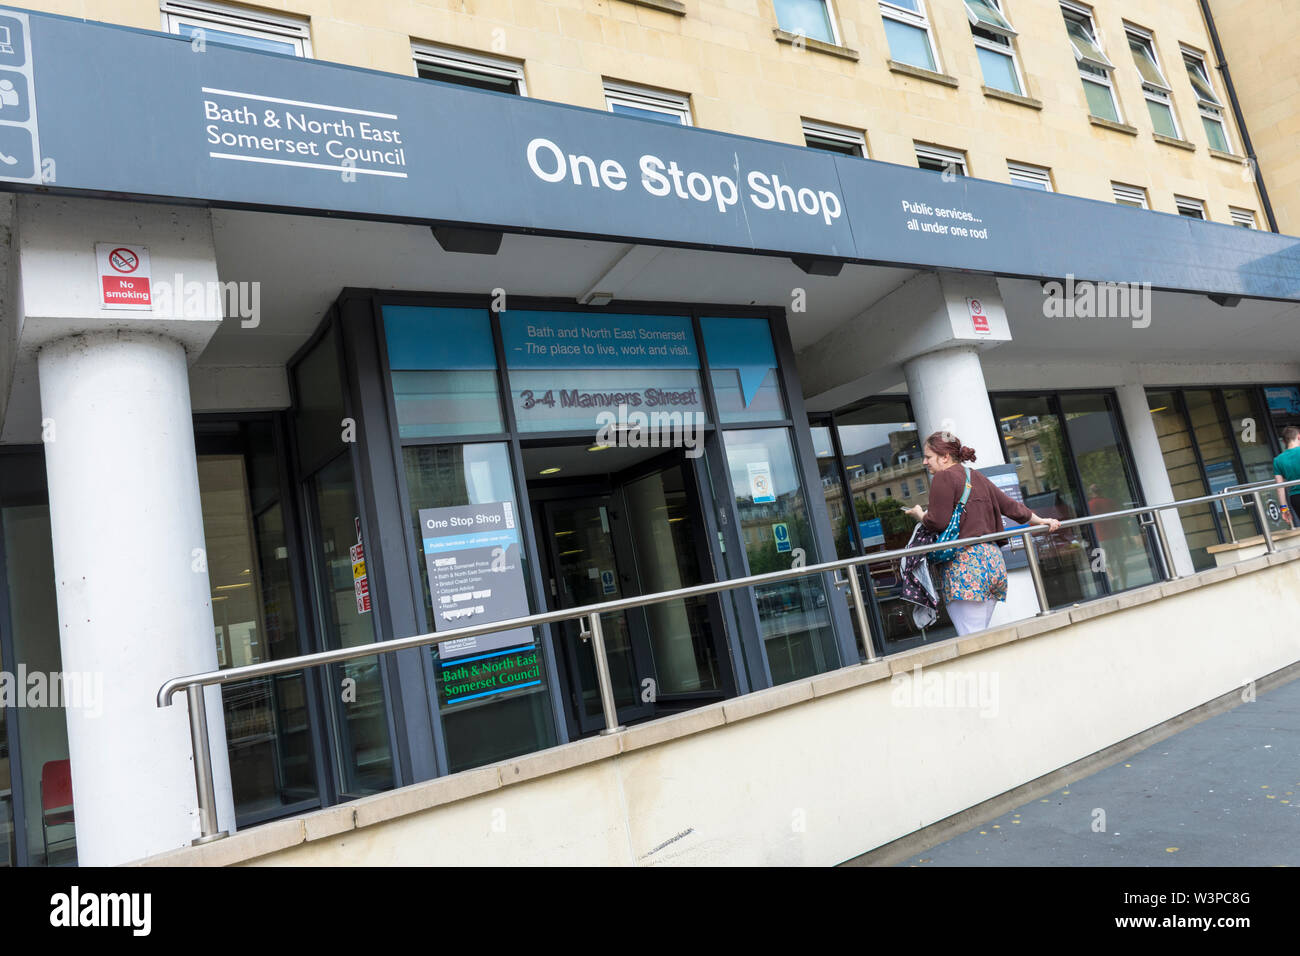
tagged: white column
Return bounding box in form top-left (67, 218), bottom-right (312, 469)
top-left (38, 330), bottom-right (234, 866)
top-left (902, 345), bottom-right (1039, 626)
top-left (1115, 383), bottom-right (1196, 577)
top-left (903, 345), bottom-right (1005, 466)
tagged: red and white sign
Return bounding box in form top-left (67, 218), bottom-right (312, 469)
top-left (968, 297), bottom-right (991, 336)
top-left (96, 243), bottom-right (152, 310)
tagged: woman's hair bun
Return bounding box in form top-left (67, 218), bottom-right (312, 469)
top-left (958, 445), bottom-right (977, 462)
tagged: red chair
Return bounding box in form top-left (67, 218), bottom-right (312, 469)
top-left (40, 760), bottom-right (75, 863)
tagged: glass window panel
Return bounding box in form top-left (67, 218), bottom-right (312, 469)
top-left (1147, 392), bottom-right (1217, 570)
top-left (417, 63), bottom-right (519, 94)
top-left (1184, 390), bottom-right (1259, 543)
top-left (1185, 57), bottom-right (1221, 105)
top-left (1082, 78), bottom-right (1119, 122)
top-left (977, 45), bottom-right (1021, 93)
top-left (401, 443), bottom-right (557, 772)
top-left (965, 0), bottom-right (1013, 32)
top-left (883, 18), bottom-right (936, 71)
top-left (292, 323), bottom-right (345, 472)
top-left (994, 397), bottom-right (1105, 607)
top-left (609, 102), bottom-right (685, 124)
top-left (1059, 393), bottom-right (1160, 592)
top-left (701, 316), bottom-right (786, 423)
top-left (383, 306), bottom-right (503, 438)
top-left (307, 455), bottom-right (394, 796)
top-left (175, 21), bottom-right (300, 55)
top-left (2, 472), bottom-right (76, 865)
top-left (502, 311), bottom-right (705, 433)
top-left (723, 428), bottom-right (837, 683)
top-left (1147, 99), bottom-right (1178, 138)
top-left (1224, 389), bottom-right (1288, 534)
top-left (1064, 17), bottom-right (1110, 67)
top-left (774, 0), bottom-right (836, 44)
top-left (196, 426), bottom-right (319, 821)
top-left (1202, 115), bottom-right (1229, 152)
top-left (1128, 37), bottom-right (1167, 88)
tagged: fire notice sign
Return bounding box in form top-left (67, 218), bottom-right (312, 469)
top-left (418, 501), bottom-right (542, 709)
top-left (96, 242), bottom-right (152, 310)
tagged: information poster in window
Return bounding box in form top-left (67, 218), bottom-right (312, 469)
top-left (980, 463), bottom-right (1029, 570)
top-left (418, 501), bottom-right (542, 709)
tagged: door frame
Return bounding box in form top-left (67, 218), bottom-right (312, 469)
top-left (526, 443), bottom-right (734, 737)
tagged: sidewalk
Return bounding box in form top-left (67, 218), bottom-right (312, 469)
top-left (900, 674), bottom-right (1300, 866)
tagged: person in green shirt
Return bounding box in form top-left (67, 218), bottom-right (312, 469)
top-left (1273, 426), bottom-right (1300, 527)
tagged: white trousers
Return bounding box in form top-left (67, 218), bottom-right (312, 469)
top-left (946, 598), bottom-right (998, 636)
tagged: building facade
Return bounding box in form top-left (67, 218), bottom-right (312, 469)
top-left (0, 0), bottom-right (1295, 866)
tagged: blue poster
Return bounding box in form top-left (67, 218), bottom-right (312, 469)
top-left (772, 522), bottom-right (791, 553)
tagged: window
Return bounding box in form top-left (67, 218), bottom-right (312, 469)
top-left (873, 463), bottom-right (883, 472)
top-left (1175, 195), bottom-right (1206, 220)
top-left (604, 82), bottom-right (692, 126)
top-left (880, 0), bottom-right (940, 73)
top-left (1184, 50), bottom-right (1231, 152)
top-left (1230, 207), bottom-right (1257, 229)
top-left (161, 0), bottom-right (311, 56)
top-left (965, 0), bottom-right (1023, 95)
top-left (885, 487), bottom-right (893, 497)
top-left (1008, 161), bottom-right (1052, 191)
top-left (414, 44), bottom-right (525, 95)
top-left (803, 120), bottom-right (867, 157)
top-left (915, 478), bottom-right (926, 494)
top-left (1112, 182), bottom-right (1149, 208)
top-left (774, 0), bottom-right (839, 46)
top-left (915, 143), bottom-right (967, 176)
top-left (902, 483), bottom-right (911, 498)
top-left (1126, 27), bottom-right (1179, 139)
top-left (1061, 3), bottom-right (1120, 123)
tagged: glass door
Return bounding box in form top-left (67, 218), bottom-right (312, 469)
top-left (543, 494), bottom-right (654, 733)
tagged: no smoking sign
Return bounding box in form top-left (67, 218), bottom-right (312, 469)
top-left (95, 242), bottom-right (152, 310)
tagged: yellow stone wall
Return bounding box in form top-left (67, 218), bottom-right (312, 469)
top-left (30, 0), bottom-right (1271, 225)
top-left (1206, 0), bottom-right (1300, 233)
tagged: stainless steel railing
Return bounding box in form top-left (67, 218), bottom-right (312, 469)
top-left (158, 476), bottom-right (1300, 844)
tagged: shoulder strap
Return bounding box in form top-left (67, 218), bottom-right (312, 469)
top-left (957, 465), bottom-right (972, 506)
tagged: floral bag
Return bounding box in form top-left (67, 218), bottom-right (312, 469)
top-left (927, 466), bottom-right (972, 564)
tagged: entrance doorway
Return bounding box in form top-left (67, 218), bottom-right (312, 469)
top-left (524, 442), bottom-right (733, 736)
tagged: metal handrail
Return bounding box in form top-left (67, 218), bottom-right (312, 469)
top-left (159, 475), bottom-right (1300, 844)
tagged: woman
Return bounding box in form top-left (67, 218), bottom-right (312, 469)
top-left (902, 431), bottom-right (1061, 636)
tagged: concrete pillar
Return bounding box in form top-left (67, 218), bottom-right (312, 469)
top-left (13, 196), bottom-right (231, 865)
top-left (903, 345), bottom-right (1005, 461)
top-left (1115, 383), bottom-right (1197, 577)
top-left (901, 344), bottom-right (1038, 626)
top-left (37, 331), bottom-right (234, 865)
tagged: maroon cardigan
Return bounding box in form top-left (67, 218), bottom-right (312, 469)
top-left (921, 465), bottom-right (1032, 538)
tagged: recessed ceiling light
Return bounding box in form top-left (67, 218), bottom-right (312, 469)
top-left (540, 467), bottom-right (561, 475)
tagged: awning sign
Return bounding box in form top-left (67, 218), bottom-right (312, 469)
top-left (96, 242), bottom-right (151, 310)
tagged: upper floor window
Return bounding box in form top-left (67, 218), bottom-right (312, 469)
top-left (1126, 27), bottom-right (1179, 139)
top-left (161, 0), bottom-right (311, 56)
top-left (1230, 207), bottom-right (1257, 229)
top-left (1183, 49), bottom-right (1232, 153)
top-left (604, 82), bottom-right (692, 126)
top-left (1061, 3), bottom-right (1120, 123)
top-left (965, 0), bottom-right (1024, 96)
top-left (1112, 182), bottom-right (1148, 208)
top-left (880, 0), bottom-right (940, 73)
top-left (1175, 195), bottom-right (1206, 220)
top-left (1008, 161), bottom-right (1052, 191)
top-left (916, 142), bottom-right (967, 177)
top-left (773, 0), bottom-right (839, 46)
top-left (414, 44), bottom-right (525, 95)
top-left (803, 120), bottom-right (867, 157)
